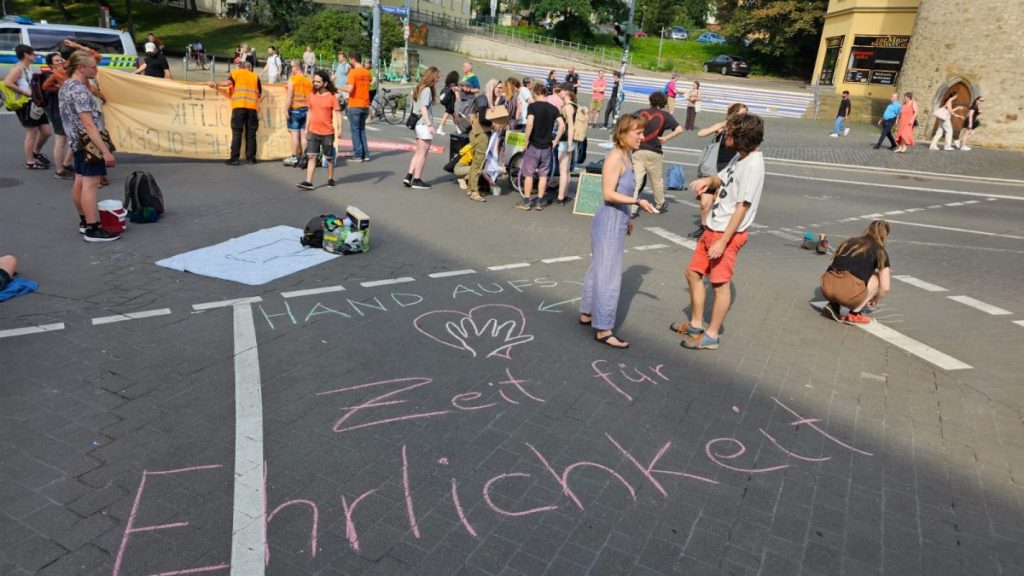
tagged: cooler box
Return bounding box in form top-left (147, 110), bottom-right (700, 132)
top-left (98, 199), bottom-right (127, 234)
top-left (322, 206), bottom-right (370, 254)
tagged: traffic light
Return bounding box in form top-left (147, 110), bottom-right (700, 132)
top-left (360, 11), bottom-right (372, 43)
top-left (613, 23), bottom-right (629, 48)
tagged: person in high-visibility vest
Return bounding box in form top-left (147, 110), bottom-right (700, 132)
top-left (284, 59), bottom-right (312, 166)
top-left (209, 61), bottom-right (262, 165)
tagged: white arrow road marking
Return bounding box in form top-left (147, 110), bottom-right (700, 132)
top-left (538, 297), bottom-right (582, 313)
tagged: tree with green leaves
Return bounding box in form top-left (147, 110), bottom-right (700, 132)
top-left (283, 9), bottom-right (403, 63)
top-left (721, 0), bottom-right (828, 76)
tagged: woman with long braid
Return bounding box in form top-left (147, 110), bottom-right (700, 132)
top-left (819, 220), bottom-right (892, 324)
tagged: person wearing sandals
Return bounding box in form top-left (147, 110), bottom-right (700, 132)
top-left (59, 50), bottom-right (119, 242)
top-left (5, 44), bottom-right (53, 171)
top-left (674, 113), bottom-right (765, 350)
top-left (820, 220), bottom-right (891, 325)
top-left (579, 114), bottom-right (656, 349)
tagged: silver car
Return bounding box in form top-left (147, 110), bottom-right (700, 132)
top-left (670, 27), bottom-right (688, 40)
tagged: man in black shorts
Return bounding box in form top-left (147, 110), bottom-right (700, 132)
top-left (517, 83), bottom-right (564, 210)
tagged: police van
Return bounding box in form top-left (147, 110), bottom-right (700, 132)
top-left (0, 16), bottom-right (137, 78)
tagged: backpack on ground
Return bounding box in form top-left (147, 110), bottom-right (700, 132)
top-left (300, 214), bottom-right (338, 248)
top-left (665, 164), bottom-right (685, 190)
top-left (572, 103), bottom-right (589, 142)
top-left (123, 171), bottom-right (165, 223)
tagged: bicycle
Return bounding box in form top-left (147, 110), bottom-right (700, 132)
top-left (369, 87), bottom-right (406, 125)
top-left (185, 42), bottom-right (207, 70)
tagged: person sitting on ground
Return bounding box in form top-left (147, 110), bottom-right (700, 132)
top-left (0, 254), bottom-right (17, 292)
top-left (819, 220), bottom-right (892, 325)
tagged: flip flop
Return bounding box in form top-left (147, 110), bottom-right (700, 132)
top-left (579, 314), bottom-right (592, 326)
top-left (25, 162), bottom-right (46, 170)
top-left (669, 321), bottom-right (703, 338)
top-left (595, 332), bottom-right (629, 349)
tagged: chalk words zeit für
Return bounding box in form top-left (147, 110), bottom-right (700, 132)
top-left (112, 397), bottom-right (872, 574)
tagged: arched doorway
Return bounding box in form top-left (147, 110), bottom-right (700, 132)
top-left (932, 81), bottom-right (973, 137)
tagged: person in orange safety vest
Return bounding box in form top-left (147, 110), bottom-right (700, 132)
top-left (209, 61), bottom-right (263, 165)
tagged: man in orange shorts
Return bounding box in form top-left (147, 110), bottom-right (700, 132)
top-left (673, 114), bottom-right (765, 350)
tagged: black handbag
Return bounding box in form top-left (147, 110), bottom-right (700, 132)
top-left (405, 111), bottom-right (421, 130)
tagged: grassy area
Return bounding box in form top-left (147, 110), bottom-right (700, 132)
top-left (9, 0), bottom-right (277, 57)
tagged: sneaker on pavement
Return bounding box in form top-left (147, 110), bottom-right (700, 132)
top-left (436, 129), bottom-right (446, 136)
top-left (534, 201), bottom-right (545, 211)
top-left (515, 200), bottom-right (533, 211)
top-left (297, 181), bottom-right (314, 190)
top-left (327, 178), bottom-right (335, 187)
top-left (821, 302), bottom-right (842, 322)
top-left (411, 179), bottom-right (431, 189)
top-left (843, 128), bottom-right (850, 136)
top-left (961, 145), bottom-right (972, 151)
top-left (928, 144), bottom-right (939, 150)
top-left (226, 159), bottom-right (241, 165)
top-left (829, 133), bottom-right (839, 138)
top-left (687, 226), bottom-right (705, 239)
top-left (403, 174), bottom-right (413, 188)
top-left (842, 312), bottom-right (871, 325)
top-left (283, 156), bottom-right (298, 165)
top-left (53, 169), bottom-right (73, 180)
top-left (943, 146), bottom-right (955, 151)
top-left (83, 227), bottom-right (120, 242)
top-left (78, 222), bottom-right (87, 234)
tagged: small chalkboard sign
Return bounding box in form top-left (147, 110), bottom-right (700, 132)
top-left (573, 173), bottom-right (604, 216)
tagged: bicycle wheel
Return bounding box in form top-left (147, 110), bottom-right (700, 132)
top-left (384, 96), bottom-right (405, 125)
top-left (506, 152), bottom-right (524, 193)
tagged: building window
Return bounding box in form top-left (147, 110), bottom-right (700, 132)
top-left (819, 36), bottom-right (843, 86)
top-left (844, 35), bottom-right (910, 86)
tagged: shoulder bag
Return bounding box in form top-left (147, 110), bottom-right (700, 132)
top-left (77, 130), bottom-right (117, 164)
top-left (405, 90), bottom-right (422, 130)
top-left (697, 131), bottom-right (722, 178)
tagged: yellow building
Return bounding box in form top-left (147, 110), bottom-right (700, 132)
top-left (811, 0), bottom-right (920, 99)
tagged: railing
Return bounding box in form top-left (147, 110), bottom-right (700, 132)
top-left (411, 10), bottom-right (630, 73)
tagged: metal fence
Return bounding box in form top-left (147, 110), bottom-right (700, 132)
top-left (411, 11), bottom-right (630, 73)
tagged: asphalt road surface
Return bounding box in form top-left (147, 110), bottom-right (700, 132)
top-left (1, 108), bottom-right (1023, 576)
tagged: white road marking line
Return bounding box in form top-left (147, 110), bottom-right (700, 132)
top-left (361, 277), bottom-right (416, 287)
top-left (92, 309), bottom-right (172, 325)
top-left (1014, 321), bottom-right (1024, 328)
top-left (428, 269), bottom-right (478, 278)
top-left (768, 230), bottom-right (802, 241)
top-left (987, 197), bottom-right (998, 201)
top-left (857, 319), bottom-right (972, 371)
top-left (884, 220), bottom-right (1024, 241)
top-left (675, 199), bottom-right (700, 208)
top-left (230, 302), bottom-right (265, 575)
top-left (488, 263), bottom-right (531, 271)
top-left (542, 256), bottom-right (582, 263)
top-left (944, 202), bottom-right (965, 207)
top-left (281, 286), bottom-right (346, 299)
top-left (764, 172), bottom-right (1024, 201)
top-left (365, 125), bottom-right (381, 132)
top-left (883, 210), bottom-right (905, 215)
top-left (963, 200), bottom-right (979, 204)
top-left (860, 213), bottom-right (884, 219)
top-left (750, 223), bottom-right (769, 229)
top-left (632, 244), bottom-right (669, 251)
top-left (927, 205), bottom-right (943, 209)
top-left (646, 226), bottom-right (697, 250)
top-left (0, 323), bottom-right (65, 339)
top-left (904, 208), bottom-right (924, 213)
top-left (893, 275), bottom-right (948, 292)
top-left (193, 297), bottom-right (263, 311)
top-left (947, 295), bottom-right (1013, 316)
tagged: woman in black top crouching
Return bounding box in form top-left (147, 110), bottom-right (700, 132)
top-left (820, 220), bottom-right (892, 324)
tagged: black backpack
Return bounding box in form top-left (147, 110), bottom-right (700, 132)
top-left (123, 171), bottom-right (165, 223)
top-left (30, 71), bottom-right (50, 108)
top-left (300, 214), bottom-right (339, 248)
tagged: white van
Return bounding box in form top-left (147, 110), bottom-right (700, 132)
top-left (0, 16), bottom-right (136, 77)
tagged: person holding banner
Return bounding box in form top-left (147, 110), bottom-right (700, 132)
top-left (284, 60), bottom-right (311, 166)
top-left (210, 61), bottom-right (262, 165)
top-left (297, 71), bottom-right (341, 190)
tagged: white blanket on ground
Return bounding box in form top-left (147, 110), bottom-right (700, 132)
top-left (156, 225), bottom-right (337, 286)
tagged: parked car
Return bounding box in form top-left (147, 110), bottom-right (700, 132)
top-left (697, 32), bottom-right (726, 45)
top-left (669, 27), bottom-right (688, 40)
top-left (634, 30), bottom-right (647, 37)
top-left (702, 55), bottom-right (750, 77)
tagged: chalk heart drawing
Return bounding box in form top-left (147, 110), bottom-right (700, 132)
top-left (414, 304), bottom-right (535, 359)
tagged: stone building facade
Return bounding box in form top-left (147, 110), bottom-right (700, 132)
top-left (899, 0), bottom-right (1023, 149)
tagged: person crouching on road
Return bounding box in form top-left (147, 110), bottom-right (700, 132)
top-left (297, 70), bottom-right (342, 190)
top-left (59, 50), bottom-right (119, 242)
top-left (210, 61), bottom-right (262, 165)
top-left (820, 220), bottom-right (892, 325)
top-left (404, 66), bottom-right (440, 190)
top-left (284, 60), bottom-right (311, 166)
top-left (465, 78), bottom-right (500, 203)
top-left (579, 113), bottom-right (656, 350)
top-left (675, 113), bottom-right (765, 350)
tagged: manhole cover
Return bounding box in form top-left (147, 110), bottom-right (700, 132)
top-left (0, 177), bottom-right (22, 189)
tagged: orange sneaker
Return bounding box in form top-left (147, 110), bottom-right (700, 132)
top-left (842, 312), bottom-right (871, 325)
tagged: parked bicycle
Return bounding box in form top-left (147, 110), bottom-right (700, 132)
top-left (369, 87), bottom-right (406, 125)
top-left (185, 42), bottom-right (207, 70)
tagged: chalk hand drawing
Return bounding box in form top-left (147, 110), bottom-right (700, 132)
top-left (414, 304), bottom-right (535, 359)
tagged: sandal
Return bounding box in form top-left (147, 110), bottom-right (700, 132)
top-left (33, 153), bottom-right (51, 166)
top-left (681, 333), bottom-right (719, 350)
top-left (25, 162), bottom-right (46, 170)
top-left (595, 332), bottom-right (629, 349)
top-left (669, 321), bottom-right (703, 339)
top-left (579, 314), bottom-right (592, 326)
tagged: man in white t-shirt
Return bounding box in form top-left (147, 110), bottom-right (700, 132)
top-left (261, 46), bottom-right (283, 84)
top-left (673, 114), bottom-right (765, 350)
top-left (516, 76), bottom-right (534, 129)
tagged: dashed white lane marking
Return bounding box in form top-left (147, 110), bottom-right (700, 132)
top-left (963, 200), bottom-right (980, 204)
top-left (361, 277), bottom-right (415, 287)
top-left (193, 297), bottom-right (263, 311)
top-left (947, 295), bottom-right (1013, 316)
top-left (893, 275), bottom-right (948, 292)
top-left (857, 320), bottom-right (973, 371)
top-left (428, 269), bottom-right (477, 278)
top-left (1014, 321), bottom-right (1024, 328)
top-left (764, 172), bottom-right (1024, 201)
top-left (927, 205), bottom-right (943, 209)
top-left (0, 323), bottom-right (65, 339)
top-left (884, 210), bottom-right (905, 215)
top-left (646, 226), bottom-right (697, 250)
top-left (92, 309), bottom-right (172, 325)
top-left (542, 256), bottom-right (582, 263)
top-left (884, 220), bottom-right (1024, 241)
top-left (281, 286), bottom-right (346, 299)
top-left (365, 125), bottom-right (381, 132)
top-left (768, 230), bottom-right (802, 241)
top-left (488, 262), bottom-right (531, 271)
top-left (632, 244), bottom-right (669, 251)
top-left (229, 302), bottom-right (266, 575)
top-left (945, 202), bottom-right (965, 207)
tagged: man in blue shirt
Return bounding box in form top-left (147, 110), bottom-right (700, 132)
top-left (873, 92), bottom-right (902, 150)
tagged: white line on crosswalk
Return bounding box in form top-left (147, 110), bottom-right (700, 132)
top-left (281, 286), bottom-right (346, 299)
top-left (1014, 321), bottom-right (1024, 328)
top-left (632, 244), bottom-right (669, 251)
top-left (947, 295), bottom-right (1013, 316)
top-left (542, 256), bottom-right (582, 263)
top-left (885, 220), bottom-right (1024, 241)
top-left (194, 297), bottom-right (263, 311)
top-left (488, 262), bottom-right (531, 270)
top-left (92, 309), bottom-right (173, 325)
top-left (361, 277), bottom-right (416, 287)
top-left (646, 227), bottom-right (697, 250)
top-left (893, 275), bottom-right (948, 292)
top-left (428, 269), bottom-right (477, 278)
top-left (0, 323), bottom-right (65, 339)
top-left (857, 320), bottom-right (973, 371)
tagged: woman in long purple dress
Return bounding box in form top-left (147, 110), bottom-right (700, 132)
top-left (579, 114), bottom-right (656, 349)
